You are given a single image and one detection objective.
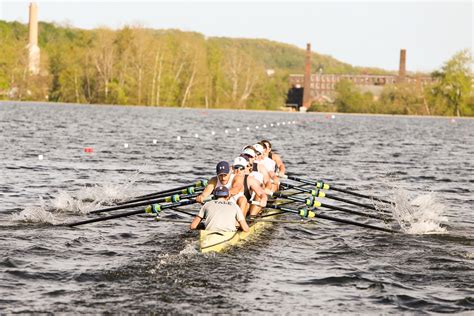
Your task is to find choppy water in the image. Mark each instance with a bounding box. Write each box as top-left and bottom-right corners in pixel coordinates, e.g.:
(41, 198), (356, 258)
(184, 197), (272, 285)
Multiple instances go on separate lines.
(0, 101), (473, 314)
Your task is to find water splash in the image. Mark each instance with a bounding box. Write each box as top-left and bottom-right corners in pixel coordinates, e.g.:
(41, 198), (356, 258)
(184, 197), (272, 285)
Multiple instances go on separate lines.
(391, 189), (448, 234)
(13, 174), (142, 223)
(11, 196), (56, 224)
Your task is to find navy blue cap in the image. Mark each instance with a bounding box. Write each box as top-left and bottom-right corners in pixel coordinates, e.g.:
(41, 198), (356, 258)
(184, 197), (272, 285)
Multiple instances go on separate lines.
(214, 186), (229, 198)
(216, 161), (230, 175)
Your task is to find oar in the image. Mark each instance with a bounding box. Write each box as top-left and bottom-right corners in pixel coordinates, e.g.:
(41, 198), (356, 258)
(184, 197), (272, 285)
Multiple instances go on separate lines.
(126, 179), (208, 199)
(267, 204), (399, 233)
(281, 174), (392, 205)
(64, 199), (198, 227)
(272, 192), (389, 221)
(117, 185), (205, 205)
(90, 192), (199, 214)
(280, 183), (391, 214)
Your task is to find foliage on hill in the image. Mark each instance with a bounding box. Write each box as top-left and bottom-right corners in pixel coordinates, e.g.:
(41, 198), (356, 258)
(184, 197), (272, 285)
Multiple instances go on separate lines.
(0, 21), (471, 116)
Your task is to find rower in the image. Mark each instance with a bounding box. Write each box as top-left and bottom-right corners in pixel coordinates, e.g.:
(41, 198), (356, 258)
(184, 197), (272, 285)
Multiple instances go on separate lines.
(230, 156), (267, 217)
(190, 186), (249, 232)
(261, 139), (286, 177)
(253, 142), (279, 192)
(241, 147), (269, 217)
(196, 161), (242, 204)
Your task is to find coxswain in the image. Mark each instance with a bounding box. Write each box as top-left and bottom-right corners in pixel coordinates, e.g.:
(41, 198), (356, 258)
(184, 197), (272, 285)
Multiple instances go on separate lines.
(196, 161), (242, 204)
(190, 186), (249, 232)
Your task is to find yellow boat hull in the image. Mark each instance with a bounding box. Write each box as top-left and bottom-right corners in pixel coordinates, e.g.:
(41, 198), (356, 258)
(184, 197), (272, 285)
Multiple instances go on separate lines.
(199, 211), (277, 253)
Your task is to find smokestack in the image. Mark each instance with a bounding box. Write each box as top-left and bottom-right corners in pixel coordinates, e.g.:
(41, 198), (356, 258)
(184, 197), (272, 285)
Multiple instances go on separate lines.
(398, 49), (406, 81)
(302, 43), (312, 110)
(27, 2), (40, 75)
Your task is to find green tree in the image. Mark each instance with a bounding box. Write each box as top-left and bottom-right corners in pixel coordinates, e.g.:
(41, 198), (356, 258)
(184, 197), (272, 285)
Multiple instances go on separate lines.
(429, 49), (472, 116)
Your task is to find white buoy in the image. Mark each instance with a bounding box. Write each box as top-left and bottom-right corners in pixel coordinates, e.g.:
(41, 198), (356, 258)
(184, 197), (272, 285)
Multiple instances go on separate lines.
(288, 121), (291, 124)
(282, 122), (286, 125)
(124, 143), (129, 148)
(277, 123), (280, 126)
(153, 139), (157, 144)
(38, 154), (43, 160)
(246, 127), (250, 130)
(263, 124), (267, 128)
(292, 121), (296, 124)
(236, 128), (240, 132)
(225, 129), (229, 134)
(256, 126), (259, 129)
(194, 133), (199, 138)
(211, 131), (216, 136)
(271, 123), (274, 127)
(177, 136), (181, 141)
(331, 115), (336, 119)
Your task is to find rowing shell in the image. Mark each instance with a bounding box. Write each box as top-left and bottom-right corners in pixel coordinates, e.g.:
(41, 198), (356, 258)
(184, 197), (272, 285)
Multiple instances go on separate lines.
(199, 208), (280, 253)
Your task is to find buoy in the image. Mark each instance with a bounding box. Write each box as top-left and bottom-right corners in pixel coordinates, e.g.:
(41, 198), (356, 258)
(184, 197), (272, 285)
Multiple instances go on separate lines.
(263, 124), (267, 128)
(246, 127), (250, 130)
(225, 129), (229, 134)
(211, 131), (216, 136)
(153, 139), (157, 144)
(331, 115), (336, 119)
(123, 143), (129, 148)
(194, 133), (199, 138)
(84, 147), (93, 153)
(256, 126), (259, 129)
(177, 136), (181, 141)
(236, 128), (240, 132)
(270, 123), (274, 127)
(38, 154), (43, 160)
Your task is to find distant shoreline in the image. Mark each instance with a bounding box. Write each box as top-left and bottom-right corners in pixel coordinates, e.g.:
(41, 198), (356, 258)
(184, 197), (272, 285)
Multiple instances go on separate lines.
(1, 100), (471, 120)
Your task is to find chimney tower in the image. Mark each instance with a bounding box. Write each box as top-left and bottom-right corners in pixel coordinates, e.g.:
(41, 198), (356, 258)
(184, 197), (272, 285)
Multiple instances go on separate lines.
(27, 2), (40, 75)
(302, 43), (312, 110)
(398, 49), (406, 82)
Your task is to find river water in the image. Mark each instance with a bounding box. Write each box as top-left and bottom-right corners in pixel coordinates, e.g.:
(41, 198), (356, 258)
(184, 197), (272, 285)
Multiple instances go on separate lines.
(0, 102), (473, 314)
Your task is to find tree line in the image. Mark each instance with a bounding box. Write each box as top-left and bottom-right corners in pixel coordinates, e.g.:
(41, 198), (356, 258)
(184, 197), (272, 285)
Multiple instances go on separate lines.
(0, 20), (472, 115)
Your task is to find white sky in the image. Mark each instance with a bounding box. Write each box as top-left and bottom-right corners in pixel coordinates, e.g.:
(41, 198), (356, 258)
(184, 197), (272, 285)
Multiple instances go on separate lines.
(1, 0), (472, 72)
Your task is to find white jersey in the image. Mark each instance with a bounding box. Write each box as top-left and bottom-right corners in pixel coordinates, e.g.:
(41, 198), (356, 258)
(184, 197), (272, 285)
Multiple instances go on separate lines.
(263, 157), (276, 173)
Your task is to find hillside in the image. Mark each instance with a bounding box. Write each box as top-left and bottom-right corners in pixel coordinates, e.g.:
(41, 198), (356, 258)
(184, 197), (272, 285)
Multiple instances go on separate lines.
(0, 20), (392, 109)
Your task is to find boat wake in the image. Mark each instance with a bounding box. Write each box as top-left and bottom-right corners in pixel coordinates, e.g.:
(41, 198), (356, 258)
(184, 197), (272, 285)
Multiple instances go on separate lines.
(390, 189), (448, 234)
(11, 176), (140, 225)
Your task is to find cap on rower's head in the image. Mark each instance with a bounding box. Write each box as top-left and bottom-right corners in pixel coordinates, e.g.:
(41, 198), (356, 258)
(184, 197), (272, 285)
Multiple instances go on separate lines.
(214, 186), (229, 198)
(233, 156), (248, 168)
(241, 147), (256, 158)
(253, 143), (264, 155)
(216, 161), (230, 175)
(261, 140), (272, 150)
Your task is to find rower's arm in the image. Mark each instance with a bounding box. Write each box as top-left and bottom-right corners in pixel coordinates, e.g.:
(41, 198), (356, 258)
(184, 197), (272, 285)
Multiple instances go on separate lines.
(191, 203), (207, 229)
(229, 175), (244, 197)
(274, 154), (286, 175)
(238, 219), (249, 232)
(250, 179), (268, 207)
(190, 216), (203, 230)
(196, 177), (217, 203)
(236, 207), (249, 232)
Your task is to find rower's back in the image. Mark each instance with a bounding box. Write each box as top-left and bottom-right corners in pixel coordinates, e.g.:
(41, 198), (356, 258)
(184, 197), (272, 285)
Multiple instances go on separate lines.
(198, 200), (245, 232)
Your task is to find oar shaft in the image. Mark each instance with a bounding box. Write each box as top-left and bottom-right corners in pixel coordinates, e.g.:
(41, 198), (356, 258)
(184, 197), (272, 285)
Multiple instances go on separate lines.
(320, 203), (387, 221)
(315, 212), (398, 233)
(330, 187), (392, 205)
(91, 193), (197, 214)
(66, 199), (197, 227)
(133, 180), (207, 199)
(286, 175), (392, 205)
(118, 187), (203, 205)
(267, 204), (398, 234)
